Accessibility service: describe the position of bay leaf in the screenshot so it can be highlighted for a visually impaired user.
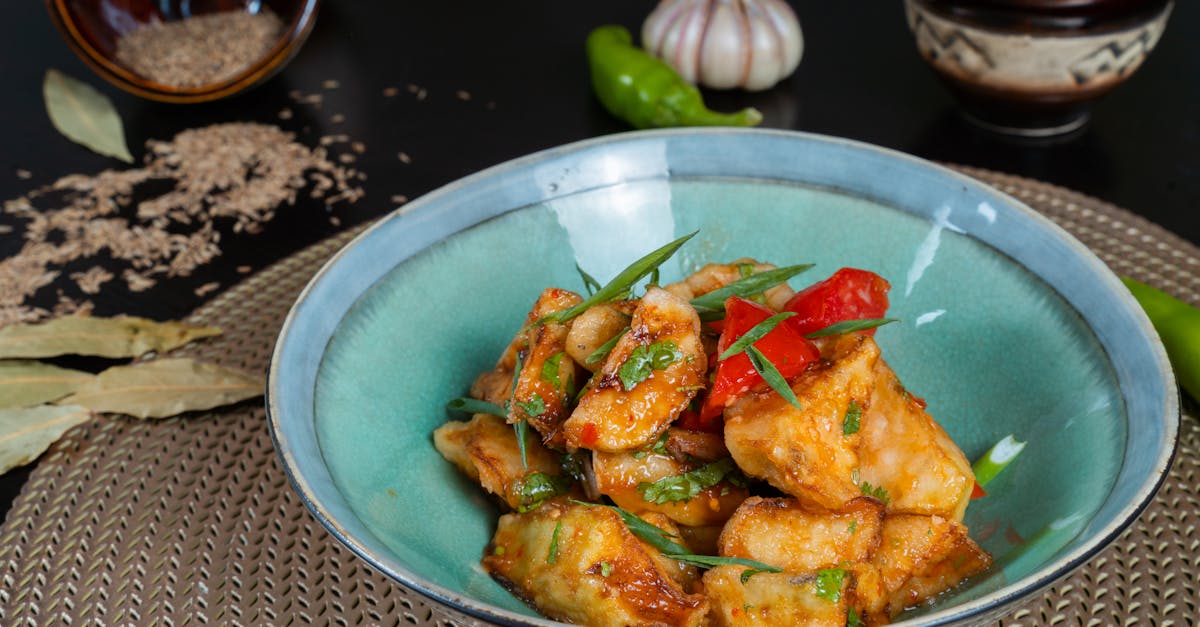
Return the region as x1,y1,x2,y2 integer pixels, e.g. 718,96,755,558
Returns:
43,68,135,163
0,360,94,409
55,358,263,419
0,405,93,475
0,315,222,359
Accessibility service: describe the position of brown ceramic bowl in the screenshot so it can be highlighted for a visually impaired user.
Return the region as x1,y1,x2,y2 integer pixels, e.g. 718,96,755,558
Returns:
47,0,320,103
905,0,1173,136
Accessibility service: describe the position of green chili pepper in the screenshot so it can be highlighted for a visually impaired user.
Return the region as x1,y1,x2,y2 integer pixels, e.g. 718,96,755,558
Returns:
1122,277,1200,402
585,25,761,130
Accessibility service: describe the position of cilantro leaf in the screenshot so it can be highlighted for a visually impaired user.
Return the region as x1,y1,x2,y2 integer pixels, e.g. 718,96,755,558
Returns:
617,340,682,391
843,400,862,436
637,458,739,504
541,352,565,390
859,481,890,504
515,471,568,512
516,393,546,418
813,568,847,602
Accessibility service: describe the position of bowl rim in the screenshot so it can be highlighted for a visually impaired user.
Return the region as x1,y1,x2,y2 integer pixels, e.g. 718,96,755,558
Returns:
266,127,1179,626
45,0,321,103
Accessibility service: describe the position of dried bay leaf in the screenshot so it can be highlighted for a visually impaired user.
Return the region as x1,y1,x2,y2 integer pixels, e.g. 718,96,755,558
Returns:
0,405,93,474
44,69,135,163
0,360,94,409
56,358,263,419
0,315,222,359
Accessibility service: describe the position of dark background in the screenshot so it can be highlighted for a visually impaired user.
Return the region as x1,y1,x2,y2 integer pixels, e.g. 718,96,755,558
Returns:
1,1,1197,519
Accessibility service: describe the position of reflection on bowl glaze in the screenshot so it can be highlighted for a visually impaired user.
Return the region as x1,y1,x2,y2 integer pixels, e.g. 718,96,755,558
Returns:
905,0,1173,136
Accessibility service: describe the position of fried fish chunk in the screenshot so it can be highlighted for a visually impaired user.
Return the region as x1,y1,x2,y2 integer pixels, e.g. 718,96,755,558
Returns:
483,499,709,627
703,565,855,627
865,514,993,617
723,334,876,510
592,446,748,527
564,301,637,373
718,496,884,572
856,355,975,522
564,287,706,452
505,288,585,450
432,413,568,511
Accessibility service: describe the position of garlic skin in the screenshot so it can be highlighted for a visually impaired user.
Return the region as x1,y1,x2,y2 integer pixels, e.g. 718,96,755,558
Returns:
642,0,803,91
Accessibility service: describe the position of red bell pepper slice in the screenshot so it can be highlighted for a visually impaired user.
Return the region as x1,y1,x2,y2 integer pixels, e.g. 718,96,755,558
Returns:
783,268,892,336
693,296,819,429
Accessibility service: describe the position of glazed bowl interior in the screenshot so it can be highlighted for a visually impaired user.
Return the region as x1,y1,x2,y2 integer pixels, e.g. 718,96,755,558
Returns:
47,0,319,103
268,129,1176,625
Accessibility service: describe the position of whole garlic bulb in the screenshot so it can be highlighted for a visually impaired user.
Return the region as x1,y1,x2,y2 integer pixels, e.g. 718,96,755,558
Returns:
642,0,803,91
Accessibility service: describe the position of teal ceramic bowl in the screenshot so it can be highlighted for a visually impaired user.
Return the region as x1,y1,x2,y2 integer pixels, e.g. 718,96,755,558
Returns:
267,129,1178,625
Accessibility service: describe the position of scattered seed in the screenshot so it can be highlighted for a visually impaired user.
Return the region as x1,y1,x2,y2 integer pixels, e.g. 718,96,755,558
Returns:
390,194,409,205
15,169,32,180
330,113,346,124
416,88,428,101
194,281,221,297
351,142,366,154
382,86,399,98
397,152,412,164
278,108,293,120
322,79,340,90
329,216,341,227
0,122,364,325
236,265,252,274
456,90,471,102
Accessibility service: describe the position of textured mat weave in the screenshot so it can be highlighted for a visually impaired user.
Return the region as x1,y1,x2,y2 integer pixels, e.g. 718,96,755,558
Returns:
0,168,1196,625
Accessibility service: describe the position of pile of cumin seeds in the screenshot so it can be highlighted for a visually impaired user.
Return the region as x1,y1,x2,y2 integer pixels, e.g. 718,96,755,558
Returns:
114,10,285,88
0,122,364,327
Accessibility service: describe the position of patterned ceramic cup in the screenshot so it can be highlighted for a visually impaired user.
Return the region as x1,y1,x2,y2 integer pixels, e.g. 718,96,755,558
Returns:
905,0,1173,137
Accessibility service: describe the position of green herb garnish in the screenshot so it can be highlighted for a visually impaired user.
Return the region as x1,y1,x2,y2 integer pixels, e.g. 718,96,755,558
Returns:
617,339,682,391
516,393,546,418
578,502,782,578
516,471,568,512
538,232,697,326
813,568,847,602
859,481,890,504
689,264,813,318
511,353,529,468
745,345,802,410
847,607,863,627
514,420,530,469
740,568,769,584
585,327,629,365
576,263,601,296
804,318,897,339
446,397,506,416
842,400,862,436
718,312,796,361
541,352,565,390
847,520,858,535
637,458,739,504
547,520,563,564
600,561,613,577
972,434,1026,487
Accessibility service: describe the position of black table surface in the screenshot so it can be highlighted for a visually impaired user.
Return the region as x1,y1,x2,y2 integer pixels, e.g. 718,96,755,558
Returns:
1,2,1197,522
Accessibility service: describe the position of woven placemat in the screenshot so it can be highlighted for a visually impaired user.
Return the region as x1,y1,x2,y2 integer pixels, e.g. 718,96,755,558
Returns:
0,168,1196,625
